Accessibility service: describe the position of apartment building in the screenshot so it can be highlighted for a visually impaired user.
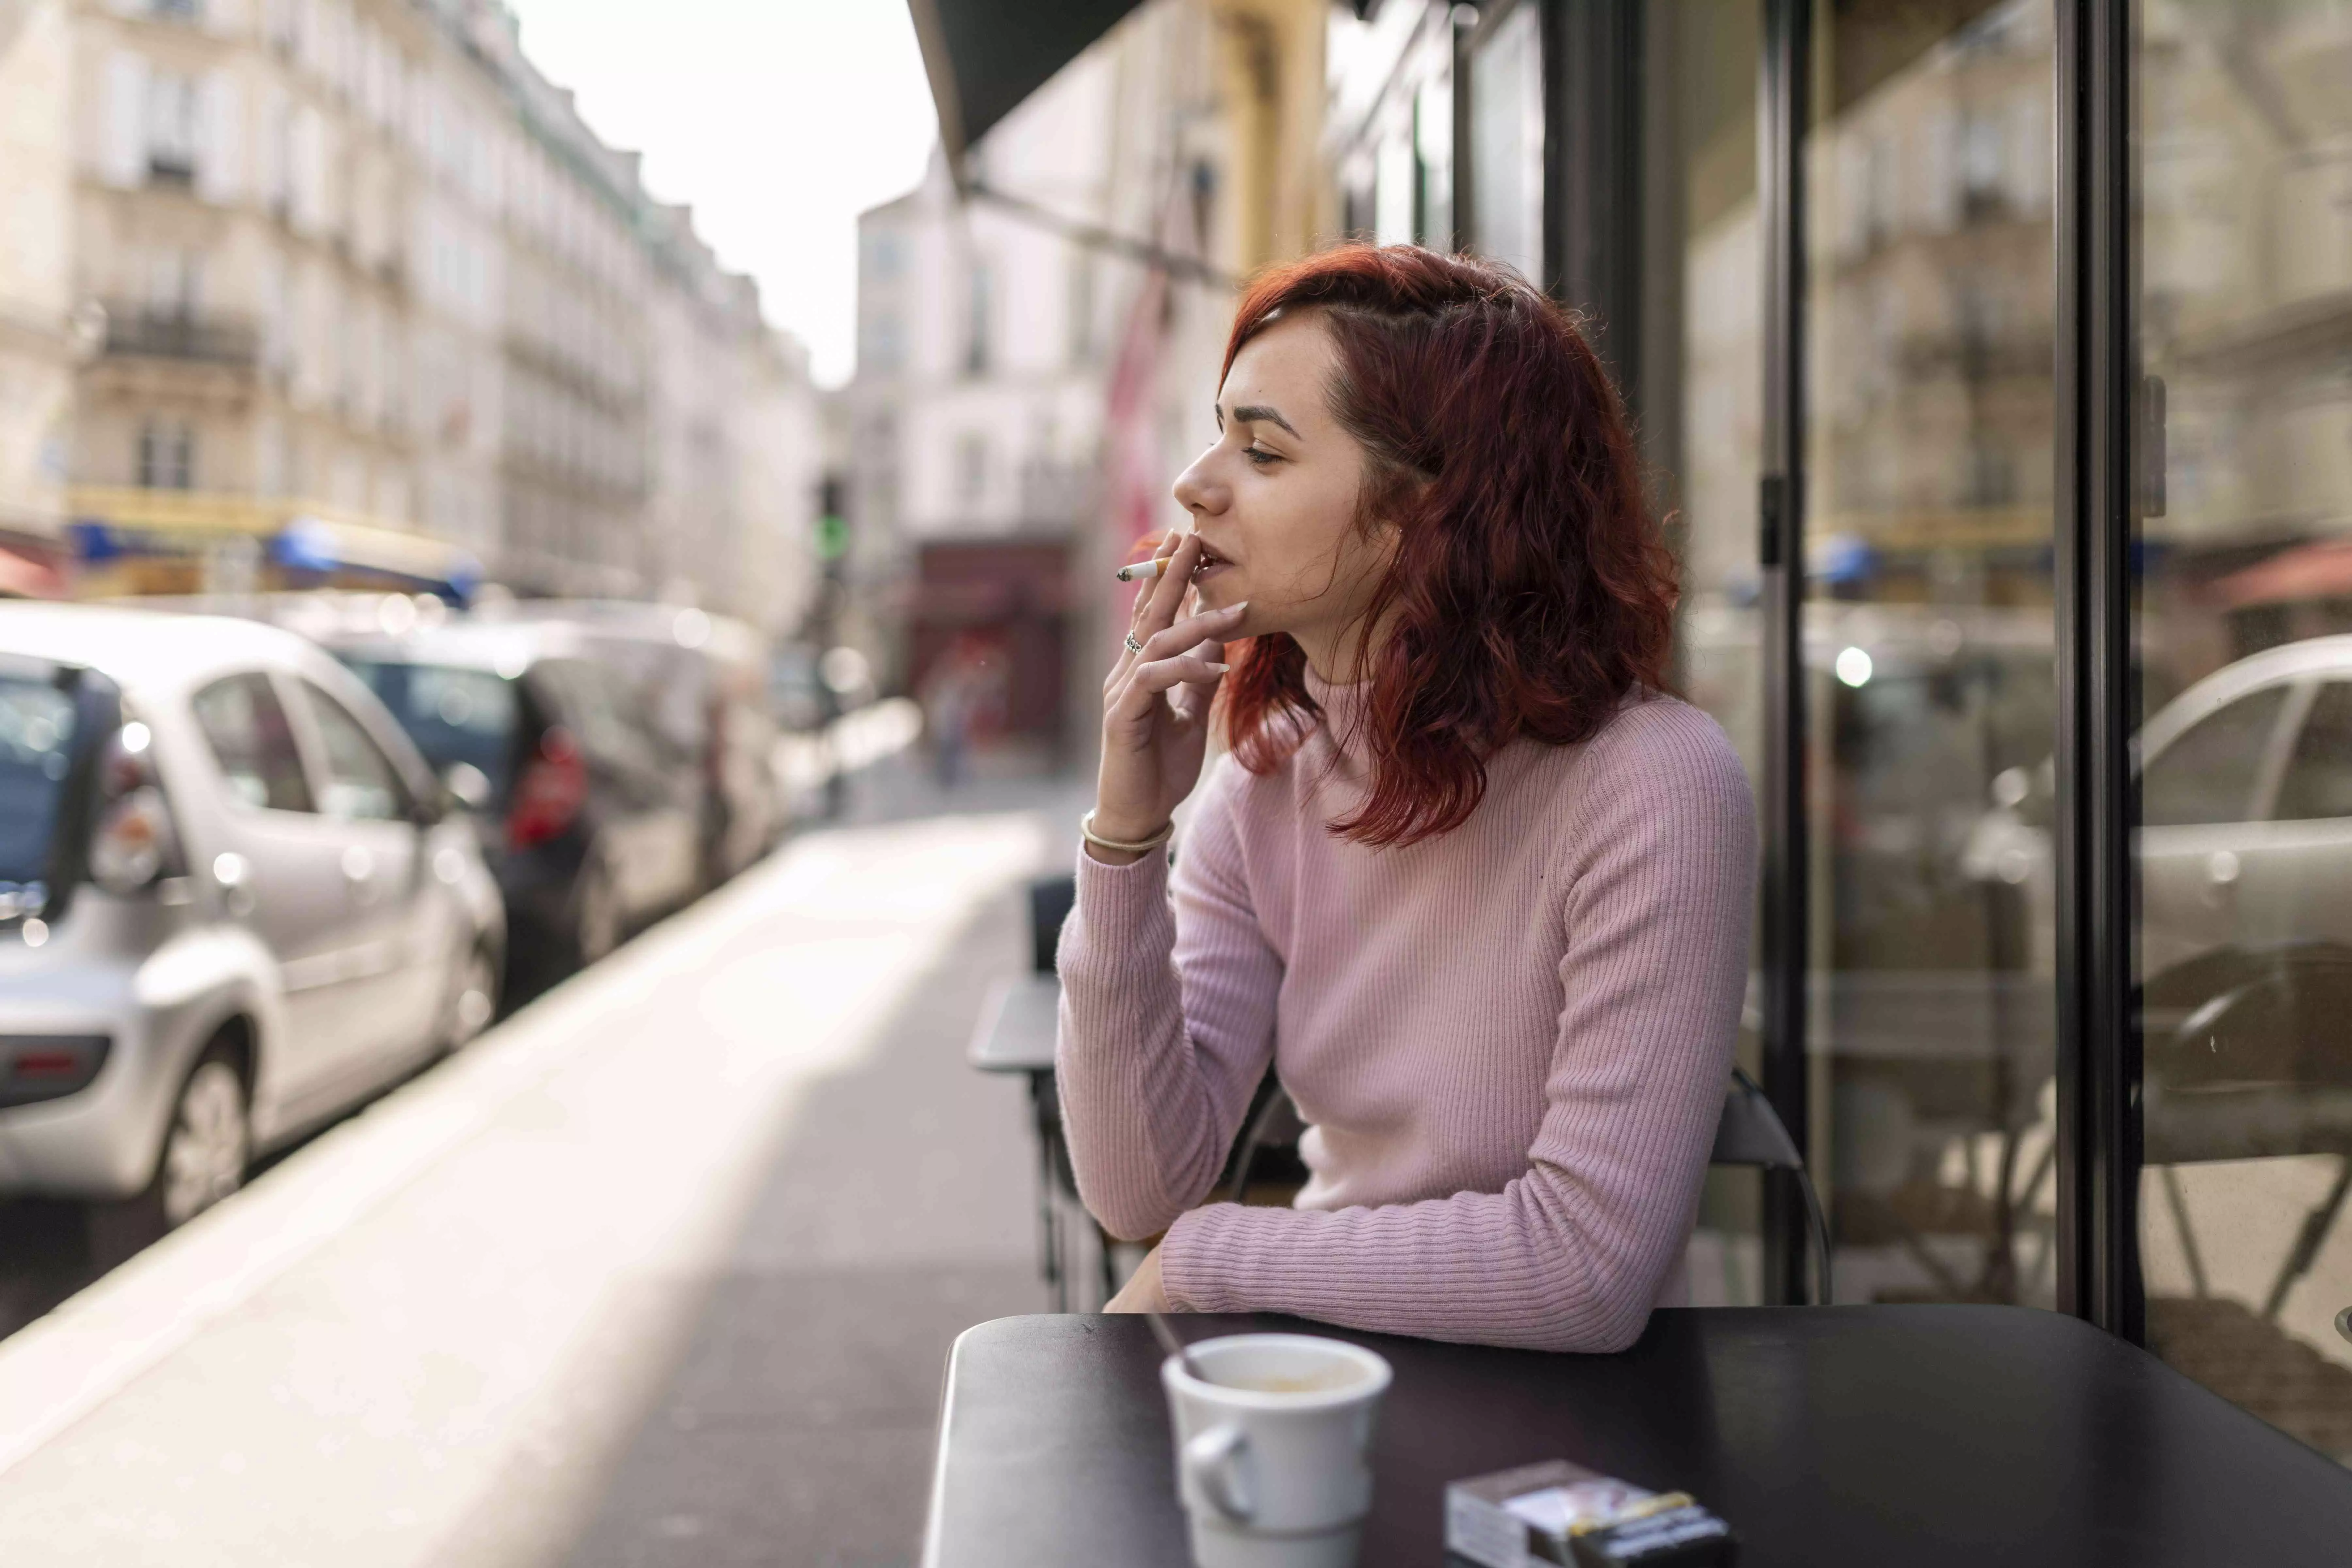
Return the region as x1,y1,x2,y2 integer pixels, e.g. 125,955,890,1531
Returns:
850,0,1327,742
0,0,77,589
0,0,814,632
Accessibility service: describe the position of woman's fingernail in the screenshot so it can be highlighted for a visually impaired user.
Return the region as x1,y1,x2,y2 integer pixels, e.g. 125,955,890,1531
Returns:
1206,662,1230,673
1228,600,1249,613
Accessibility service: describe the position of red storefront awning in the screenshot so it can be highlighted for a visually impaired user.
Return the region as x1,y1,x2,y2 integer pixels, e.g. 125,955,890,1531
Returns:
0,545,67,599
2214,537,2352,608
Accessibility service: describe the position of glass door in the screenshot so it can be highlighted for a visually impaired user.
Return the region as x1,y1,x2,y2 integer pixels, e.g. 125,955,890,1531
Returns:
2131,0,2352,1463
1804,0,2060,1307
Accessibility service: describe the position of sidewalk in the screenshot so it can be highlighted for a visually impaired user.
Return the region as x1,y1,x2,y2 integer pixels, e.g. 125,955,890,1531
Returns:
0,761,1091,1565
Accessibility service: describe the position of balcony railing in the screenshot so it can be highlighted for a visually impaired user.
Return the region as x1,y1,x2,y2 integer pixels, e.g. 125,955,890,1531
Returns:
101,306,260,368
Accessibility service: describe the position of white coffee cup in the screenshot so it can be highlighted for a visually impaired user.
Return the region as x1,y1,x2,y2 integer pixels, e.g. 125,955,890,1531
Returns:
1161,1334,1394,1568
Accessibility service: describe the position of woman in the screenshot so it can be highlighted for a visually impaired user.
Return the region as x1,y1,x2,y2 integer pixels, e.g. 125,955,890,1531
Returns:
1057,245,1755,1353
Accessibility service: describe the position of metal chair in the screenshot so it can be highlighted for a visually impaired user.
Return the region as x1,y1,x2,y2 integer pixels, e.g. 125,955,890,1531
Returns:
1233,1066,1835,1306
1714,1067,1834,1306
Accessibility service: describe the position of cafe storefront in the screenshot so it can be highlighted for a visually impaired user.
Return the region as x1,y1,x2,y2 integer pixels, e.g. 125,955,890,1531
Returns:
922,0,2352,1462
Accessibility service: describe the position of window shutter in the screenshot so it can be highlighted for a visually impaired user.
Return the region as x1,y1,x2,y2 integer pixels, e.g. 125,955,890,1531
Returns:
101,52,149,188
198,72,243,204
291,105,326,234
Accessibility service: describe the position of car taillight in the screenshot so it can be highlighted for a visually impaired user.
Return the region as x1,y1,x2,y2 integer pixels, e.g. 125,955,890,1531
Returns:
87,719,180,896
89,787,174,894
507,727,588,850
0,1035,111,1108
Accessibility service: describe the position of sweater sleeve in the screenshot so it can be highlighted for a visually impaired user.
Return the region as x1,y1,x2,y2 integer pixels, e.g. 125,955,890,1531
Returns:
1158,707,1757,1352
1054,759,1282,1241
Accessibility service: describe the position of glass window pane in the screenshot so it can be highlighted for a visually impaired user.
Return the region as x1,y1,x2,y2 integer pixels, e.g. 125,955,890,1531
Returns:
1807,0,2058,1310
2135,0,2352,1463
1646,0,1765,1303
192,673,315,813
1469,2,1543,284
298,682,408,822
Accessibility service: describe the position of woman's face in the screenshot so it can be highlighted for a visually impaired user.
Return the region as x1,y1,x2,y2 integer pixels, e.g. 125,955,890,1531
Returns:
1171,311,1392,676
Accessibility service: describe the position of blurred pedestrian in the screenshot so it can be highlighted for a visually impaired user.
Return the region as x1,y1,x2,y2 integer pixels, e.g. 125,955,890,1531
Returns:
920,634,1002,790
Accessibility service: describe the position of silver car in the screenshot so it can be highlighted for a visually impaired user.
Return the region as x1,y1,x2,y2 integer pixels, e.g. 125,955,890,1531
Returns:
0,605,504,1229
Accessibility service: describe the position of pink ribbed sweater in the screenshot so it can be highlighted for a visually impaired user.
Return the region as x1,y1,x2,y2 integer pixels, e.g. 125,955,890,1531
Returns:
1055,673,1756,1352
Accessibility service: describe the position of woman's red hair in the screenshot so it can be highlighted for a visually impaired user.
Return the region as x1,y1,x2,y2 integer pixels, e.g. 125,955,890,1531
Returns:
1219,244,1678,846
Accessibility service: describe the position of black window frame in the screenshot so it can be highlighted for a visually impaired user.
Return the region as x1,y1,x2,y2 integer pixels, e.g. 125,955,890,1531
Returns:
1493,0,2153,1333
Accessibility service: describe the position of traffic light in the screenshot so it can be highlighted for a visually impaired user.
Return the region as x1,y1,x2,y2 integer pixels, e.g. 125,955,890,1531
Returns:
815,476,849,564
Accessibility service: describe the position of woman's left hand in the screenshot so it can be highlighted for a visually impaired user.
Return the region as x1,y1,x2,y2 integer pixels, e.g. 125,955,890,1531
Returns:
1106,1245,1173,1313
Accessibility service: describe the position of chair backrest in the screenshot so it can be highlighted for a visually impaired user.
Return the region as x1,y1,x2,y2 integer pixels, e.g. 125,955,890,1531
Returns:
1711,1067,1835,1306
1029,874,1076,974
1712,1067,1806,1171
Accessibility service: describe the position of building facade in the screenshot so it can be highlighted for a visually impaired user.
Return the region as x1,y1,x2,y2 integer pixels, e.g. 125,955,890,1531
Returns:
849,0,1327,747
0,0,815,633
0,0,80,586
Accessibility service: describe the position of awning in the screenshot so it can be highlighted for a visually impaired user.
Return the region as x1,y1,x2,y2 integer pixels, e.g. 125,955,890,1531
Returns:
0,545,66,599
2213,537,2352,609
907,0,1149,170
271,517,483,603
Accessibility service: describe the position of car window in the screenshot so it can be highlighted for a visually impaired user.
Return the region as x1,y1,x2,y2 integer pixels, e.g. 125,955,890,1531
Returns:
340,659,518,796
191,674,315,813
534,659,642,766
0,669,76,884
298,681,411,822
2140,684,2289,829
2273,681,2352,822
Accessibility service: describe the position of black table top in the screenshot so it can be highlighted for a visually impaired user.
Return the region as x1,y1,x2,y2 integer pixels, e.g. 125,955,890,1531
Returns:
921,1306,2352,1567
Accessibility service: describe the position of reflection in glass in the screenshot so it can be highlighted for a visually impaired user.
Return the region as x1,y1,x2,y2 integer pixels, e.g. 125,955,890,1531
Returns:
1806,0,2058,1309
1644,0,1765,1303
2135,0,2352,1463
1469,2,1543,285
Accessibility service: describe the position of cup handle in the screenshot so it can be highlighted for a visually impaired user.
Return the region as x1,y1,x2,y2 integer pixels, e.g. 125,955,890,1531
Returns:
1182,1423,1257,1524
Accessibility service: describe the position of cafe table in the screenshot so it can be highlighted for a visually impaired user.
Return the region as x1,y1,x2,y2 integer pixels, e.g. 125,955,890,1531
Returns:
920,1305,2352,1567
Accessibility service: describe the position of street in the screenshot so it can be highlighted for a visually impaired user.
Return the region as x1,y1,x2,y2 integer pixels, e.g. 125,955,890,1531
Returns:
0,759,1089,1566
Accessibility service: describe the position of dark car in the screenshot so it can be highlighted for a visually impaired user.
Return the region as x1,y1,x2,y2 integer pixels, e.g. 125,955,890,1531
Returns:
319,620,704,975
475,601,785,885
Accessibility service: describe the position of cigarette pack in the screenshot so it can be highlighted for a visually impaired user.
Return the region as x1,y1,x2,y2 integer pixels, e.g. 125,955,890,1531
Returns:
1444,1459,1737,1568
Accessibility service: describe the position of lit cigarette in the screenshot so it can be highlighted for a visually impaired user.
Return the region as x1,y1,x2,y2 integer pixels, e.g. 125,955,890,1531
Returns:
1115,557,1170,584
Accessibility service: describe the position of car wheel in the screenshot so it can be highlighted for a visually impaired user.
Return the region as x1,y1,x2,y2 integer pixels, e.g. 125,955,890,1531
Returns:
158,1050,251,1229
575,856,623,967
442,942,500,1051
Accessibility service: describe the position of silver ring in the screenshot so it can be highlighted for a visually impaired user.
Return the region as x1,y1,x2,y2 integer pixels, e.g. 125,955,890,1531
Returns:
1124,633,1144,654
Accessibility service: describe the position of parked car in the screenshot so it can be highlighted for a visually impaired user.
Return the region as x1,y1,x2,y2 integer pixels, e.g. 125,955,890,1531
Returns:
1972,636,2352,1115
0,604,503,1230
318,618,706,974
478,601,786,884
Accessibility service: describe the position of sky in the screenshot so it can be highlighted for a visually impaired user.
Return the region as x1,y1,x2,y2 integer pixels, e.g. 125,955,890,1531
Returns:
504,0,939,389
